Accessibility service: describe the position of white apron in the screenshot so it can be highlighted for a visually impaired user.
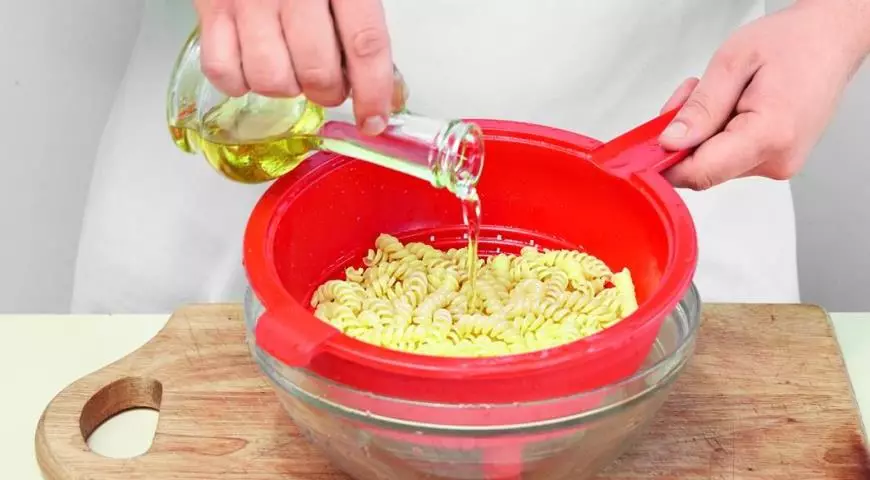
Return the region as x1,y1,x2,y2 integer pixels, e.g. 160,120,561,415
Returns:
71,0,799,313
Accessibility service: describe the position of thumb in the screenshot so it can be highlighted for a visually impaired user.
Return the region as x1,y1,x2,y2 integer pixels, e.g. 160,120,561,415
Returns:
659,47,761,150
660,77,699,114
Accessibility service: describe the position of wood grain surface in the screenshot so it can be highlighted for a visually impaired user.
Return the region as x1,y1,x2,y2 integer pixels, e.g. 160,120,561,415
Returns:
35,304,869,479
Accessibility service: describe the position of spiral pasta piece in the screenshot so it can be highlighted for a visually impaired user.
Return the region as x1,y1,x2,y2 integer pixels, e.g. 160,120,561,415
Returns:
309,235,639,357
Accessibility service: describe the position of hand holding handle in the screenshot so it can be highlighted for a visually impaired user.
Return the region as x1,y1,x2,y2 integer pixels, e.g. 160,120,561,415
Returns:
591,107,691,178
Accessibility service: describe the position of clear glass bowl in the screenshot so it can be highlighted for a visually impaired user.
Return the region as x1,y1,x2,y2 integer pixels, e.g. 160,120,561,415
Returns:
244,283,701,480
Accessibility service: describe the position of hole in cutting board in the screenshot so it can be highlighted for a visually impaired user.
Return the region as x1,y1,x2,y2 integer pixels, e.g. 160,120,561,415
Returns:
87,408,160,458
80,377,162,459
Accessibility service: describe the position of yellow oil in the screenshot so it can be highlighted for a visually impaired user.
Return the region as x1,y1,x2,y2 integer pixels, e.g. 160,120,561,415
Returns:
462,192,481,305
169,94,483,293
170,96,327,183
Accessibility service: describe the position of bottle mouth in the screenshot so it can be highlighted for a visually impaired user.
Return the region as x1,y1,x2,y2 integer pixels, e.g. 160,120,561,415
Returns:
437,121,485,199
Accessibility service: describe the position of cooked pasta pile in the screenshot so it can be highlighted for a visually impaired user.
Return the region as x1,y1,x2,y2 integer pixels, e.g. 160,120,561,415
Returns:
310,234,639,357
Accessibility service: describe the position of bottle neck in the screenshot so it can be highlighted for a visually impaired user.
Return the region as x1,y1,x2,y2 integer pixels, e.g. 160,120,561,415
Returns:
318,109,484,198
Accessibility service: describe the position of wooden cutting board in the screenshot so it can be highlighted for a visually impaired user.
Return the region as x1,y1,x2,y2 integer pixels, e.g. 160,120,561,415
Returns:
35,304,868,479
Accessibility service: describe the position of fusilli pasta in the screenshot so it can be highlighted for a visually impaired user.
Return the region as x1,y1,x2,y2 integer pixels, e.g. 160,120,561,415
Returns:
310,234,639,357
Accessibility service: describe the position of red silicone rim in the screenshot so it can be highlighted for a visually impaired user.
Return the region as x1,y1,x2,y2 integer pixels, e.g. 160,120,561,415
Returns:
244,119,697,388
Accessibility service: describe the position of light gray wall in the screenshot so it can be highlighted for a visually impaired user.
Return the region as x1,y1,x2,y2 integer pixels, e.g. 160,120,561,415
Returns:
767,0,870,311
0,0,144,312
0,0,867,312
792,58,870,311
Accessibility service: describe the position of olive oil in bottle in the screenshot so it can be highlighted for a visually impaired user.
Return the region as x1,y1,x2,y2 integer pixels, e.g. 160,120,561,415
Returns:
170,96,326,183
166,27,485,291
167,28,483,196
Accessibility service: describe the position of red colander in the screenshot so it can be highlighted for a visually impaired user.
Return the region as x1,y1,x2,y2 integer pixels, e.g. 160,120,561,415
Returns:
244,107,697,406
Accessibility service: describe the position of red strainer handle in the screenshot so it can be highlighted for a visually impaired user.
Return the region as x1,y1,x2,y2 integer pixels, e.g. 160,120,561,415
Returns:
591,106,691,178
254,304,341,367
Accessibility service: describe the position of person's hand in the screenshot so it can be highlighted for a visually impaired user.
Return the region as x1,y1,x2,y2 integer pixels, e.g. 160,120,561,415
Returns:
192,0,396,135
658,0,870,191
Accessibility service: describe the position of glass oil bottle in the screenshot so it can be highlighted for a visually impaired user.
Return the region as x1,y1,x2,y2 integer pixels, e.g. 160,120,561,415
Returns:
166,27,484,294
166,28,484,199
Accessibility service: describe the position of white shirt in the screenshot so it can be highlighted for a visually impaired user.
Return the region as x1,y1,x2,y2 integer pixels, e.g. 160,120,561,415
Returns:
71,0,798,313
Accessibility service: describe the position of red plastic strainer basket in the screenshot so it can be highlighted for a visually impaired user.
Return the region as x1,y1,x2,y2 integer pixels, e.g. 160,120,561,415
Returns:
245,108,697,405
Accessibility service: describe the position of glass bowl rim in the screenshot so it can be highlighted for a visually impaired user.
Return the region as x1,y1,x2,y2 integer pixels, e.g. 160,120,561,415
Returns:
243,283,701,433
